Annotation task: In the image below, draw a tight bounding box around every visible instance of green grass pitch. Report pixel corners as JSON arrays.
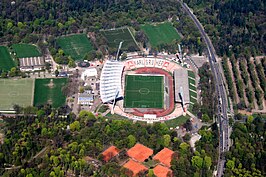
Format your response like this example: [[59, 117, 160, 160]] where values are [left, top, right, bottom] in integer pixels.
[[56, 34, 94, 61], [34, 78, 67, 108], [0, 46, 16, 71], [0, 79, 34, 110], [100, 28, 139, 50], [124, 75, 164, 108], [11, 44, 41, 58], [141, 22, 181, 47]]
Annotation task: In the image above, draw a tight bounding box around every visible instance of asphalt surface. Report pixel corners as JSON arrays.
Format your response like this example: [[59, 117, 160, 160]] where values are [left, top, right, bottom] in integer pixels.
[[179, 2, 230, 176]]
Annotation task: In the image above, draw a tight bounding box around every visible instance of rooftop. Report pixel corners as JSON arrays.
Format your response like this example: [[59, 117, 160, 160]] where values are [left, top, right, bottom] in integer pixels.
[[153, 165, 173, 177], [127, 143, 153, 162], [153, 148, 175, 167], [102, 146, 120, 162], [123, 159, 148, 176]]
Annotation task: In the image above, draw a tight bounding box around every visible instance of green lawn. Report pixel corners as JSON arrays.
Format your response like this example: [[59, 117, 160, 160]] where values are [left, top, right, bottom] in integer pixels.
[[0, 79, 34, 110], [34, 78, 67, 108], [100, 27, 139, 50], [0, 46, 16, 71], [141, 22, 181, 47], [188, 78, 196, 85], [188, 70, 195, 78], [165, 115, 190, 128], [56, 34, 94, 61], [189, 90, 197, 98], [11, 44, 41, 58], [124, 75, 164, 108]]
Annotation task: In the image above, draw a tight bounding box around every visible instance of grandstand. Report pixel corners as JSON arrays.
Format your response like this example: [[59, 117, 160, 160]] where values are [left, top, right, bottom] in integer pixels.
[[100, 60, 124, 103]]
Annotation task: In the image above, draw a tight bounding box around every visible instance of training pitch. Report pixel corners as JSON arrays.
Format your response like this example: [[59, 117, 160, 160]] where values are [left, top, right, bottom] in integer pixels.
[[34, 78, 67, 108], [11, 43, 42, 58], [124, 75, 164, 108], [56, 34, 94, 61], [0, 79, 34, 110], [0, 46, 16, 71], [141, 22, 181, 47], [100, 27, 139, 51]]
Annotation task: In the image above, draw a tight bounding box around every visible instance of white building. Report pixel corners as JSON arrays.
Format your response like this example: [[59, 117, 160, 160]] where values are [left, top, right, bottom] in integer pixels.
[[81, 68, 98, 80], [100, 60, 124, 103]]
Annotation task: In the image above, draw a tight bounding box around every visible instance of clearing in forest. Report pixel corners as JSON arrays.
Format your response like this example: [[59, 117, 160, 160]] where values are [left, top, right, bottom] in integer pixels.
[[100, 27, 139, 51], [56, 34, 94, 61], [0, 79, 34, 110], [11, 43, 42, 58], [0, 46, 16, 71], [141, 22, 181, 47], [34, 78, 67, 108]]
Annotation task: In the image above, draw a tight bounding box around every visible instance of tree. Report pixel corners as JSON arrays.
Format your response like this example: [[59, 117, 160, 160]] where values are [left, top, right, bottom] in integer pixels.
[[9, 67, 17, 77], [202, 114, 210, 122], [191, 156, 203, 169], [55, 70, 59, 77], [127, 135, 136, 148], [68, 57, 76, 68], [203, 156, 212, 169], [226, 160, 235, 170], [163, 134, 171, 147]]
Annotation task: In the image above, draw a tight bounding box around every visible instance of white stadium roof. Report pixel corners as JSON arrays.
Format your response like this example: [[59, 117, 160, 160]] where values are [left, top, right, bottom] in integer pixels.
[[100, 60, 124, 103]]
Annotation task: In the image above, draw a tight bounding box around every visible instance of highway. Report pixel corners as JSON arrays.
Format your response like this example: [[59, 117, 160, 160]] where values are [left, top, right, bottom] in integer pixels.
[[178, 1, 230, 176]]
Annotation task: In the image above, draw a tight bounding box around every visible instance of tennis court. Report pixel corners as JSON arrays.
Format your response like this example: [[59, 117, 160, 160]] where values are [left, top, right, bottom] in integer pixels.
[[0, 79, 34, 110], [124, 75, 164, 108]]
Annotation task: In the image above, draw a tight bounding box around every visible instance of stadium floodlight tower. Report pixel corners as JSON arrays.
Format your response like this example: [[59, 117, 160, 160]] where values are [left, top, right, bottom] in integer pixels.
[[115, 41, 123, 61], [179, 86, 187, 115]]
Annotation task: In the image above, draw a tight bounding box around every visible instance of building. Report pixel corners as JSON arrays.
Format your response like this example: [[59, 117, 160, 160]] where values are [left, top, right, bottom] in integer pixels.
[[77, 93, 94, 105], [100, 60, 124, 103], [123, 159, 148, 177], [81, 68, 97, 80], [19, 56, 45, 71], [126, 143, 153, 162], [102, 146, 120, 162], [153, 165, 173, 177], [173, 68, 190, 104], [153, 148, 176, 167]]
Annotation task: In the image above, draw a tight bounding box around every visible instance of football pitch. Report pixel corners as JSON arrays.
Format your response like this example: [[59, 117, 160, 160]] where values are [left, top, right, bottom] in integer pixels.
[[0, 79, 34, 110], [141, 22, 181, 47], [34, 78, 67, 108], [100, 27, 139, 50], [0, 46, 16, 71], [11, 43, 42, 58], [56, 34, 94, 61], [124, 75, 164, 108]]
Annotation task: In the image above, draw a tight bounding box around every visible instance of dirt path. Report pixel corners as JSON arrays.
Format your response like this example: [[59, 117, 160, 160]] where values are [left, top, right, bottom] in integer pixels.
[[235, 60, 249, 107], [227, 59, 240, 103]]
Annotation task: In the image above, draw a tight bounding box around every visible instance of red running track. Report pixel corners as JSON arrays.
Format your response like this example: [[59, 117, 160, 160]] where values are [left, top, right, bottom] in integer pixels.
[[131, 67, 175, 117]]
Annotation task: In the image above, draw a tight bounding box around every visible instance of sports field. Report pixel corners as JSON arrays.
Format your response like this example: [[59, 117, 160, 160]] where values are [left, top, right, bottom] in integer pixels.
[[56, 34, 94, 61], [0, 79, 34, 110], [124, 75, 164, 108], [11, 44, 41, 58], [34, 78, 67, 108], [141, 22, 181, 47], [100, 28, 139, 51], [0, 46, 16, 71]]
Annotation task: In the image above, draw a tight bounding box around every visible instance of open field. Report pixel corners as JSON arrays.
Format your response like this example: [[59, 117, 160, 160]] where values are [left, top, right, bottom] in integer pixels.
[[141, 22, 181, 47], [56, 34, 94, 61], [0, 79, 34, 110], [100, 27, 139, 50], [124, 75, 164, 108], [34, 78, 67, 108], [11, 44, 41, 58], [0, 46, 16, 71], [165, 115, 190, 128], [188, 70, 197, 104]]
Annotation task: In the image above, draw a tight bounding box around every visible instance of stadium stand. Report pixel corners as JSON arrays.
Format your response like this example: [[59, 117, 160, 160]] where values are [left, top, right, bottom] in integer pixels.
[[100, 60, 124, 103], [174, 68, 190, 104]]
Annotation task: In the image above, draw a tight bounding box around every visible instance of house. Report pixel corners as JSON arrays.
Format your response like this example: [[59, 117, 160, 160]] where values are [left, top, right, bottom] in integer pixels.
[[19, 56, 45, 71], [77, 93, 94, 105]]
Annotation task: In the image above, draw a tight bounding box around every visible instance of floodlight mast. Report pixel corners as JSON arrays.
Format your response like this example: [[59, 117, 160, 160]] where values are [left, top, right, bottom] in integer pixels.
[[115, 41, 123, 61]]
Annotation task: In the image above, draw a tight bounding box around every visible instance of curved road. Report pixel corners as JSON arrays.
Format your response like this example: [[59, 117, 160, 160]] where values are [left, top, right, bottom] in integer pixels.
[[178, 1, 230, 176]]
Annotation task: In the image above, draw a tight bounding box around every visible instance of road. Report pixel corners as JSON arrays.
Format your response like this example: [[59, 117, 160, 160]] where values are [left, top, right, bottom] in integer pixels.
[[179, 1, 230, 176]]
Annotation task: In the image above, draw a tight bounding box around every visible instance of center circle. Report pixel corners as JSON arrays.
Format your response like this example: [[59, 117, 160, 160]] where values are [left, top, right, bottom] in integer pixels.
[[9, 91, 19, 97], [139, 88, 150, 95]]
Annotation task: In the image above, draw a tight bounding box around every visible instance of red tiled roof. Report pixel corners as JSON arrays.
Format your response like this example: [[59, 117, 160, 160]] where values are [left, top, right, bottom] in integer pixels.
[[102, 146, 120, 162], [123, 159, 148, 176], [153, 165, 173, 177], [153, 148, 175, 167], [127, 143, 154, 162]]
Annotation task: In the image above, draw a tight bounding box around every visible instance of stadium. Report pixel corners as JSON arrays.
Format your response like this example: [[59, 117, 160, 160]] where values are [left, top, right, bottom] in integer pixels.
[[100, 55, 196, 122]]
